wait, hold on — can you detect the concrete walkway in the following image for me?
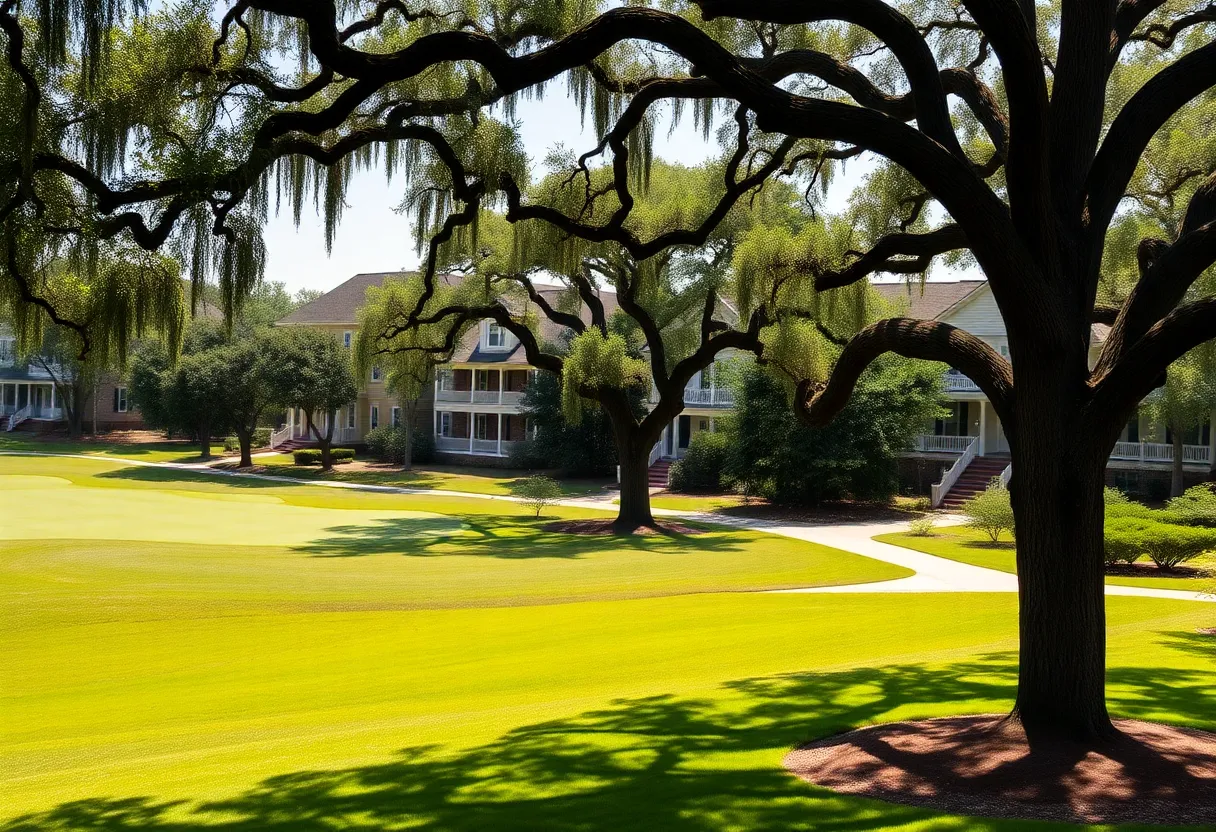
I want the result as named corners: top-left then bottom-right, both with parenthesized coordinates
top-left (3, 450), bottom-right (1212, 604)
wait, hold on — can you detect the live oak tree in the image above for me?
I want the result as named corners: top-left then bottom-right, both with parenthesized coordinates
top-left (4, 0), bottom-right (1216, 744)
top-left (261, 327), bottom-right (357, 471)
top-left (129, 321), bottom-right (228, 458)
top-left (353, 276), bottom-right (445, 471)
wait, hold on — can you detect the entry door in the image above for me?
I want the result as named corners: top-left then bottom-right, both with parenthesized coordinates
top-left (678, 415), bottom-right (692, 450)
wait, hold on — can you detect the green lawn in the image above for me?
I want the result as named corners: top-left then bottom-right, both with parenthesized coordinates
top-left (0, 434), bottom-right (216, 464)
top-left (877, 526), bottom-right (1216, 591)
top-left (253, 452), bottom-right (613, 497)
top-left (3, 455), bottom-right (1214, 831)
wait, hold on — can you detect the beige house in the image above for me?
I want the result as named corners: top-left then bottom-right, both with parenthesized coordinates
top-left (274, 272), bottom-right (740, 465)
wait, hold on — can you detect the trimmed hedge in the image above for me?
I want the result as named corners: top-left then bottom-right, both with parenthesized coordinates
top-left (1103, 511), bottom-right (1216, 568)
top-left (668, 432), bottom-right (730, 493)
top-left (1166, 484), bottom-right (1216, 527)
top-left (365, 425), bottom-right (435, 465)
top-left (293, 448), bottom-right (355, 465)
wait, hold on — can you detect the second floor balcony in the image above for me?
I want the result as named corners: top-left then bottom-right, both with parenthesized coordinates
top-left (942, 371), bottom-right (981, 393)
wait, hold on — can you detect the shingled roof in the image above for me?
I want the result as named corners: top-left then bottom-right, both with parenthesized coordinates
top-left (872, 279), bottom-right (987, 320)
top-left (276, 271), bottom-right (621, 363)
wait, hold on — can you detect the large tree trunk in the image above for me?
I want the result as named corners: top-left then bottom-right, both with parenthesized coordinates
top-left (237, 428), bottom-right (254, 468)
top-left (1009, 391), bottom-right (1116, 745)
top-left (198, 420), bottom-right (212, 460)
top-left (615, 432), bottom-right (655, 531)
top-left (1171, 428), bottom-right (1185, 497)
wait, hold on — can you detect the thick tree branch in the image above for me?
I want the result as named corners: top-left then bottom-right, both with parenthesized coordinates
top-left (795, 318), bottom-right (1015, 427)
top-left (816, 225), bottom-right (968, 291)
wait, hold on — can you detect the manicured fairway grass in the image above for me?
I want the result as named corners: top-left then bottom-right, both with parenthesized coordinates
top-left (878, 527), bottom-right (1216, 591)
top-left (0, 434), bottom-right (213, 464)
top-left (3, 455), bottom-right (1214, 831)
top-left (254, 452), bottom-right (612, 497)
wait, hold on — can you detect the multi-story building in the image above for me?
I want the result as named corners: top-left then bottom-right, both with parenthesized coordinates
top-left (280, 272), bottom-right (1212, 500)
top-left (275, 272), bottom-right (739, 465)
top-left (0, 324), bottom-right (141, 433)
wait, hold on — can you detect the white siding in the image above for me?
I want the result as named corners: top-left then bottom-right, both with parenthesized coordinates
top-left (938, 284), bottom-right (1007, 341)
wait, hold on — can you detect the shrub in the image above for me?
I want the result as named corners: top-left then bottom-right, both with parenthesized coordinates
top-left (365, 425), bottom-right (435, 466)
top-left (514, 475), bottom-right (563, 518)
top-left (1103, 516), bottom-right (1151, 566)
top-left (668, 432), bottom-right (730, 493)
top-left (961, 483), bottom-right (1015, 542)
top-left (908, 515), bottom-right (937, 536)
top-left (253, 427), bottom-right (272, 448)
top-left (1166, 484), bottom-right (1216, 527)
top-left (293, 448), bottom-right (355, 465)
top-left (905, 496), bottom-right (932, 512)
top-left (223, 435), bottom-right (240, 452)
top-left (1141, 523), bottom-right (1216, 569)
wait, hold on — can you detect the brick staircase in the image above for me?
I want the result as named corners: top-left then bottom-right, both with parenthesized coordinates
top-left (939, 455), bottom-right (1010, 510)
top-left (648, 460), bottom-right (672, 489)
top-left (275, 437), bottom-right (316, 452)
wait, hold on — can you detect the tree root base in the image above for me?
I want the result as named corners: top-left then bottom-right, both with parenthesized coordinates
top-left (784, 715), bottom-right (1216, 825)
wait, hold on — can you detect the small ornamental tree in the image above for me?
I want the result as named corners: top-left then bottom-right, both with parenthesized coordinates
top-left (515, 475), bottom-right (564, 519)
top-left (262, 328), bottom-right (357, 472)
top-left (962, 482), bottom-right (1017, 543)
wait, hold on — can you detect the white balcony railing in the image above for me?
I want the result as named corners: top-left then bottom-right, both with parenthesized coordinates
top-left (931, 436), bottom-right (980, 508)
top-left (914, 434), bottom-right (976, 453)
top-left (1110, 441), bottom-right (1211, 465)
top-left (681, 387), bottom-right (735, 407)
top-left (501, 390), bottom-right (524, 406)
top-left (472, 390), bottom-right (500, 404)
top-left (436, 435), bottom-right (470, 452)
top-left (436, 389), bottom-right (473, 402)
top-left (942, 372), bottom-right (981, 392)
top-left (471, 438), bottom-right (499, 454)
top-left (333, 427), bottom-right (359, 445)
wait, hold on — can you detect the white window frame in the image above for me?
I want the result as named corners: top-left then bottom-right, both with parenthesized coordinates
top-left (486, 322), bottom-right (506, 349)
top-left (343, 331), bottom-right (352, 349)
top-left (116, 386), bottom-right (129, 413)
top-left (391, 406), bottom-right (401, 427)
top-left (474, 413), bottom-right (490, 440)
top-left (347, 405), bottom-right (356, 429)
top-left (371, 365), bottom-right (382, 382)
top-left (439, 412), bottom-right (452, 437)
top-left (370, 404), bottom-right (380, 429)
top-left (438, 369), bottom-right (455, 390)
top-left (0, 337), bottom-right (13, 365)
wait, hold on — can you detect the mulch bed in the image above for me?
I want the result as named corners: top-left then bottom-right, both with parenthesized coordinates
top-left (785, 716), bottom-right (1216, 825)
top-left (1104, 562), bottom-right (1210, 579)
top-left (1199, 627), bottom-right (1216, 636)
top-left (542, 519), bottom-right (706, 536)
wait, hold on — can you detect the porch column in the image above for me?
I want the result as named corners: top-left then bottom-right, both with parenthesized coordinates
top-left (49, 384), bottom-right (55, 416)
top-left (496, 369), bottom-right (503, 404)
top-left (672, 417), bottom-right (680, 458)
top-left (469, 415), bottom-right (474, 453)
top-left (978, 401), bottom-right (987, 456)
top-left (1209, 407), bottom-right (1215, 466)
top-left (497, 413), bottom-right (503, 456)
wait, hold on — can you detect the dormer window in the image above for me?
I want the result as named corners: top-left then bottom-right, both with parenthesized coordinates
top-left (487, 323), bottom-right (506, 349)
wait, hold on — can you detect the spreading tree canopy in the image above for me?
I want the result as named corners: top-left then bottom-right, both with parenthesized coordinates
top-left (4, 0), bottom-right (1216, 744)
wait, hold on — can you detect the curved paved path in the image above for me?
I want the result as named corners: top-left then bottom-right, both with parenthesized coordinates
top-left (2, 450), bottom-right (1212, 603)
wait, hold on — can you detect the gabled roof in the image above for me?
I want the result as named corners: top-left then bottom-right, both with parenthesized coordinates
top-left (275, 271), bottom-right (621, 363)
top-left (872, 279), bottom-right (988, 320)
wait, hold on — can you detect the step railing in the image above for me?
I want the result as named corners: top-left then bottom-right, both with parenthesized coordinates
top-left (930, 436), bottom-right (979, 508)
top-left (5, 404), bottom-right (31, 431)
top-left (269, 423), bottom-right (292, 449)
top-left (999, 463), bottom-right (1012, 488)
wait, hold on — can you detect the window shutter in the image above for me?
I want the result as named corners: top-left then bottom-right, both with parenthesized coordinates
top-left (112, 389), bottom-right (119, 412)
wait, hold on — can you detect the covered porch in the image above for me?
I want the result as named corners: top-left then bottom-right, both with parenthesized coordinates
top-left (658, 412), bottom-right (724, 461)
top-left (434, 410), bottom-right (532, 457)
top-left (2, 381), bottom-right (63, 429)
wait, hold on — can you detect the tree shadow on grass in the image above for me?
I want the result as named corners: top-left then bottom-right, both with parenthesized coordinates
top-left (96, 465), bottom-right (294, 489)
top-left (6, 644), bottom-right (1213, 832)
top-left (299, 515), bottom-right (750, 560)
